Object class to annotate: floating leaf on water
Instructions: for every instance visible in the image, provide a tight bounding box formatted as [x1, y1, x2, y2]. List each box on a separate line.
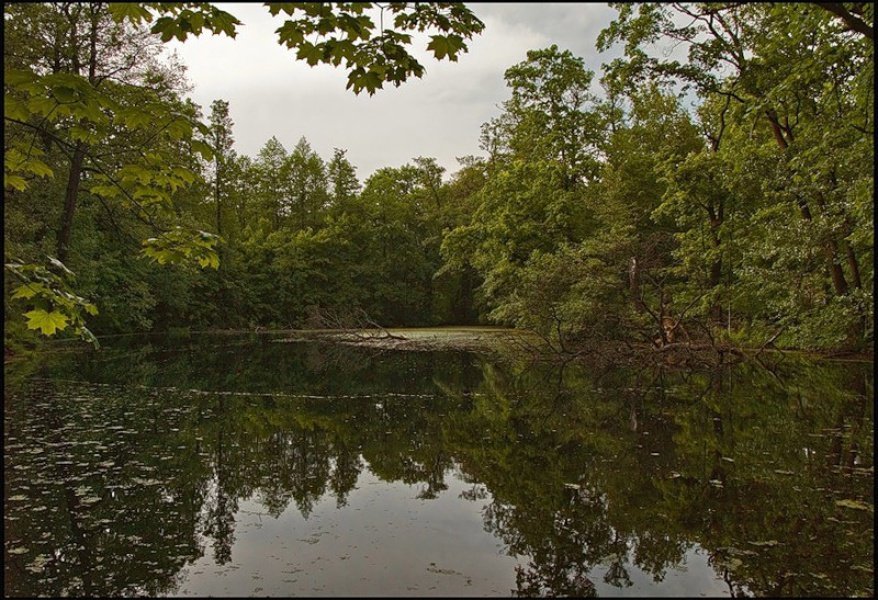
[717, 557, 743, 570]
[727, 548, 758, 557]
[8, 547, 30, 555]
[26, 554, 51, 574]
[8, 495, 28, 501]
[131, 478, 160, 486]
[748, 540, 779, 547]
[835, 499, 873, 512]
[721, 456, 735, 463]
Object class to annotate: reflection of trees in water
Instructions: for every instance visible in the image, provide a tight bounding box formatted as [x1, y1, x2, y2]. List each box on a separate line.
[203, 417, 237, 565]
[4, 383, 207, 597]
[5, 346, 874, 597]
[445, 358, 873, 597]
[455, 361, 655, 596]
[329, 442, 363, 508]
[489, 484, 609, 598]
[256, 428, 333, 519]
[203, 477, 236, 565]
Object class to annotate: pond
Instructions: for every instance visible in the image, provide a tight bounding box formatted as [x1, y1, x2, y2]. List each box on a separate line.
[4, 332, 874, 597]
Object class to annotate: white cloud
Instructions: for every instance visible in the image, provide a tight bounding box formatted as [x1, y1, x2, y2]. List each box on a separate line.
[167, 3, 620, 179]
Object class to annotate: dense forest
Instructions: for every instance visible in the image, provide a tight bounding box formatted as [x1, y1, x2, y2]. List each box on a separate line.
[4, 2, 874, 354]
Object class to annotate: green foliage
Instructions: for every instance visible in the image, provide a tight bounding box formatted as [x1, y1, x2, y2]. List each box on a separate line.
[111, 2, 485, 95]
[4, 146, 53, 191]
[3, 3, 872, 353]
[593, 2, 873, 349]
[5, 259, 99, 345]
[441, 47, 607, 338]
[3, 3, 225, 342]
[326, 148, 361, 208]
[23, 309, 70, 336]
[4, 2, 484, 345]
[272, 3, 483, 94]
[109, 2, 242, 40]
[143, 227, 221, 269]
[491, 243, 630, 350]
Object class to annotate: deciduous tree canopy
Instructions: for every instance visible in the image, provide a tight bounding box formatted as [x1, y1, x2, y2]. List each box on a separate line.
[4, 2, 873, 354]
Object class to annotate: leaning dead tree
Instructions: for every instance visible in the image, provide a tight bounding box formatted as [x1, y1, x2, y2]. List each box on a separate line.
[307, 306, 406, 341]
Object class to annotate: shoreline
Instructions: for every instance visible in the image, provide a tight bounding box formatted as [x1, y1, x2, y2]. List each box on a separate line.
[5, 327, 873, 365]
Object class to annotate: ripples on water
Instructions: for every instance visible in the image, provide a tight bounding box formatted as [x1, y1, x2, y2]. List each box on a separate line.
[4, 333, 874, 597]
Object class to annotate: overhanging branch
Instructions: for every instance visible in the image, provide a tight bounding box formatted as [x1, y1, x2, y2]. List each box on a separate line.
[817, 3, 874, 40]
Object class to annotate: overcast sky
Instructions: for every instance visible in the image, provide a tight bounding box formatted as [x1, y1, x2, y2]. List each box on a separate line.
[167, 3, 623, 181]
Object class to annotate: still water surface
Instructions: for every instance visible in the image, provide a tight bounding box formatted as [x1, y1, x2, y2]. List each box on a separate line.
[4, 333, 874, 597]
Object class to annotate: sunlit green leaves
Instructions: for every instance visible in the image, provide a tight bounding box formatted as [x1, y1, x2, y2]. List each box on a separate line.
[4, 147, 54, 192]
[5, 175, 28, 192]
[6, 259, 99, 345]
[3, 3, 227, 343]
[11, 284, 44, 303]
[24, 309, 70, 335]
[142, 227, 221, 269]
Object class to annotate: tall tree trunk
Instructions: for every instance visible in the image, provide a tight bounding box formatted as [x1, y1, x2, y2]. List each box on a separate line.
[57, 143, 86, 263]
[56, 3, 99, 264]
[844, 242, 863, 289]
[826, 168, 864, 291]
[709, 258, 723, 322]
[766, 110, 849, 296]
[215, 162, 222, 237]
[703, 133, 729, 325]
[706, 202, 724, 321]
[827, 244, 850, 296]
